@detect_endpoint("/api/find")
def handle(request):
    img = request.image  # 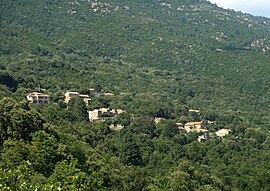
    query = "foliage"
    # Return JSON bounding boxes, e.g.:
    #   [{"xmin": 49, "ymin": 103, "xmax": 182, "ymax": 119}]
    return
[{"xmin": 2, "ymin": 0, "xmax": 270, "ymax": 190}]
